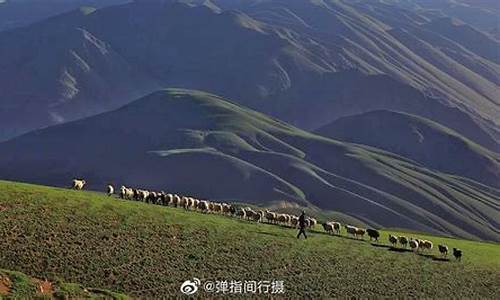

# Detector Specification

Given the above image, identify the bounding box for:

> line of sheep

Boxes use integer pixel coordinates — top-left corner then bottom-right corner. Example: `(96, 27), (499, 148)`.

(322, 221), (463, 261)
(101, 182), (319, 228)
(72, 179), (463, 261)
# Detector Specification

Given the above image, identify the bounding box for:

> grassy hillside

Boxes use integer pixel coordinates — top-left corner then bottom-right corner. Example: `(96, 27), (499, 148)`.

(0, 89), (498, 241)
(0, 180), (498, 298)
(0, 268), (129, 299)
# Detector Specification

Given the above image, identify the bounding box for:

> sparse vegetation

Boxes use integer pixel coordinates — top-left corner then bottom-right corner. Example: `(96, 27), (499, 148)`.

(0, 180), (498, 298)
(0, 268), (129, 299)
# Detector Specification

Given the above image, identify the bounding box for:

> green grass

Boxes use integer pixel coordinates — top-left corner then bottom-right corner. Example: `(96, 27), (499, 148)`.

(0, 180), (498, 298)
(0, 268), (128, 299)
(0, 269), (38, 298)
(53, 282), (129, 300)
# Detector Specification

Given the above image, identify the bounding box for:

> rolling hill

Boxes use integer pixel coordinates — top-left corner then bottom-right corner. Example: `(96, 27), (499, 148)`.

(0, 89), (498, 241)
(0, 180), (498, 298)
(0, 0), (497, 152)
(315, 110), (500, 189)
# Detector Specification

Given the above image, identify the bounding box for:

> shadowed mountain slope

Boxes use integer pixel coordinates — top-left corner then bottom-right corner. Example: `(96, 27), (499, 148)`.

(0, 0), (128, 32)
(315, 110), (500, 189)
(0, 89), (498, 241)
(0, 7), (157, 140)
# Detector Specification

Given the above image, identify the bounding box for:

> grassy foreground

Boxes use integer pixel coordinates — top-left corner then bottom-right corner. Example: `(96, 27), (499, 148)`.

(0, 268), (129, 299)
(0, 180), (499, 298)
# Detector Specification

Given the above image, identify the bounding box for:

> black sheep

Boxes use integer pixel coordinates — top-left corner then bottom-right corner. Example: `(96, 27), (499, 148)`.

(453, 248), (462, 261)
(366, 228), (380, 242)
(438, 244), (448, 256)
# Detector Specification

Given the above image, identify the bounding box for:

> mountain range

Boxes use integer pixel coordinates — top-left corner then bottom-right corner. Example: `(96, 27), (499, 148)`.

(0, 0), (498, 151)
(0, 0), (498, 241)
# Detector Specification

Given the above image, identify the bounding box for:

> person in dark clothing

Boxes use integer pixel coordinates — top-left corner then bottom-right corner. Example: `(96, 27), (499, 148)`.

(297, 211), (307, 239)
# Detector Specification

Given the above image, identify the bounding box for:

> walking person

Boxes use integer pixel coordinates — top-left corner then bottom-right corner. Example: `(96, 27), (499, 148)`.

(297, 211), (307, 239)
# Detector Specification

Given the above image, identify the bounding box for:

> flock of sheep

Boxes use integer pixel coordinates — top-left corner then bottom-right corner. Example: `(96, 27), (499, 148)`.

(322, 220), (462, 261)
(71, 179), (463, 261)
(116, 183), (318, 227)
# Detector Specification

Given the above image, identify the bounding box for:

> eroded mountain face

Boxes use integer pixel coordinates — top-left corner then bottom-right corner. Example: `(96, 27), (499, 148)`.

(0, 0), (498, 153)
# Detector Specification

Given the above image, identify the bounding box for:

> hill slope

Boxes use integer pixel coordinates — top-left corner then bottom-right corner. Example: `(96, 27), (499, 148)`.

(0, 89), (498, 241)
(315, 110), (500, 189)
(0, 180), (498, 298)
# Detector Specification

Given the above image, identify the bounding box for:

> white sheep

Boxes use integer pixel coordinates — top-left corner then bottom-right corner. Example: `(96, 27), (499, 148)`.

(189, 198), (198, 209)
(184, 197), (193, 209)
(107, 184), (114, 196)
(213, 203), (223, 213)
(251, 211), (261, 222)
(308, 218), (317, 228)
(345, 225), (358, 238)
(135, 189), (149, 202)
(409, 238), (419, 251)
(179, 196), (187, 208)
(165, 194), (174, 206)
(332, 222), (341, 235)
(277, 214), (287, 224)
(237, 208), (247, 219)
(192, 198), (200, 209)
(245, 208), (257, 220)
(222, 203), (232, 215)
(323, 222), (334, 234)
(265, 210), (277, 224)
(420, 240), (433, 252)
(197, 200), (209, 212)
(173, 194), (181, 207)
(119, 186), (127, 199)
(284, 214), (291, 225)
(121, 186), (134, 200)
(72, 179), (86, 190)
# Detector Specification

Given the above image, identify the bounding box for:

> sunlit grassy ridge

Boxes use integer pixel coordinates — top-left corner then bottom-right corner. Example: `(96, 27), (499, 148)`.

(0, 180), (498, 298)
